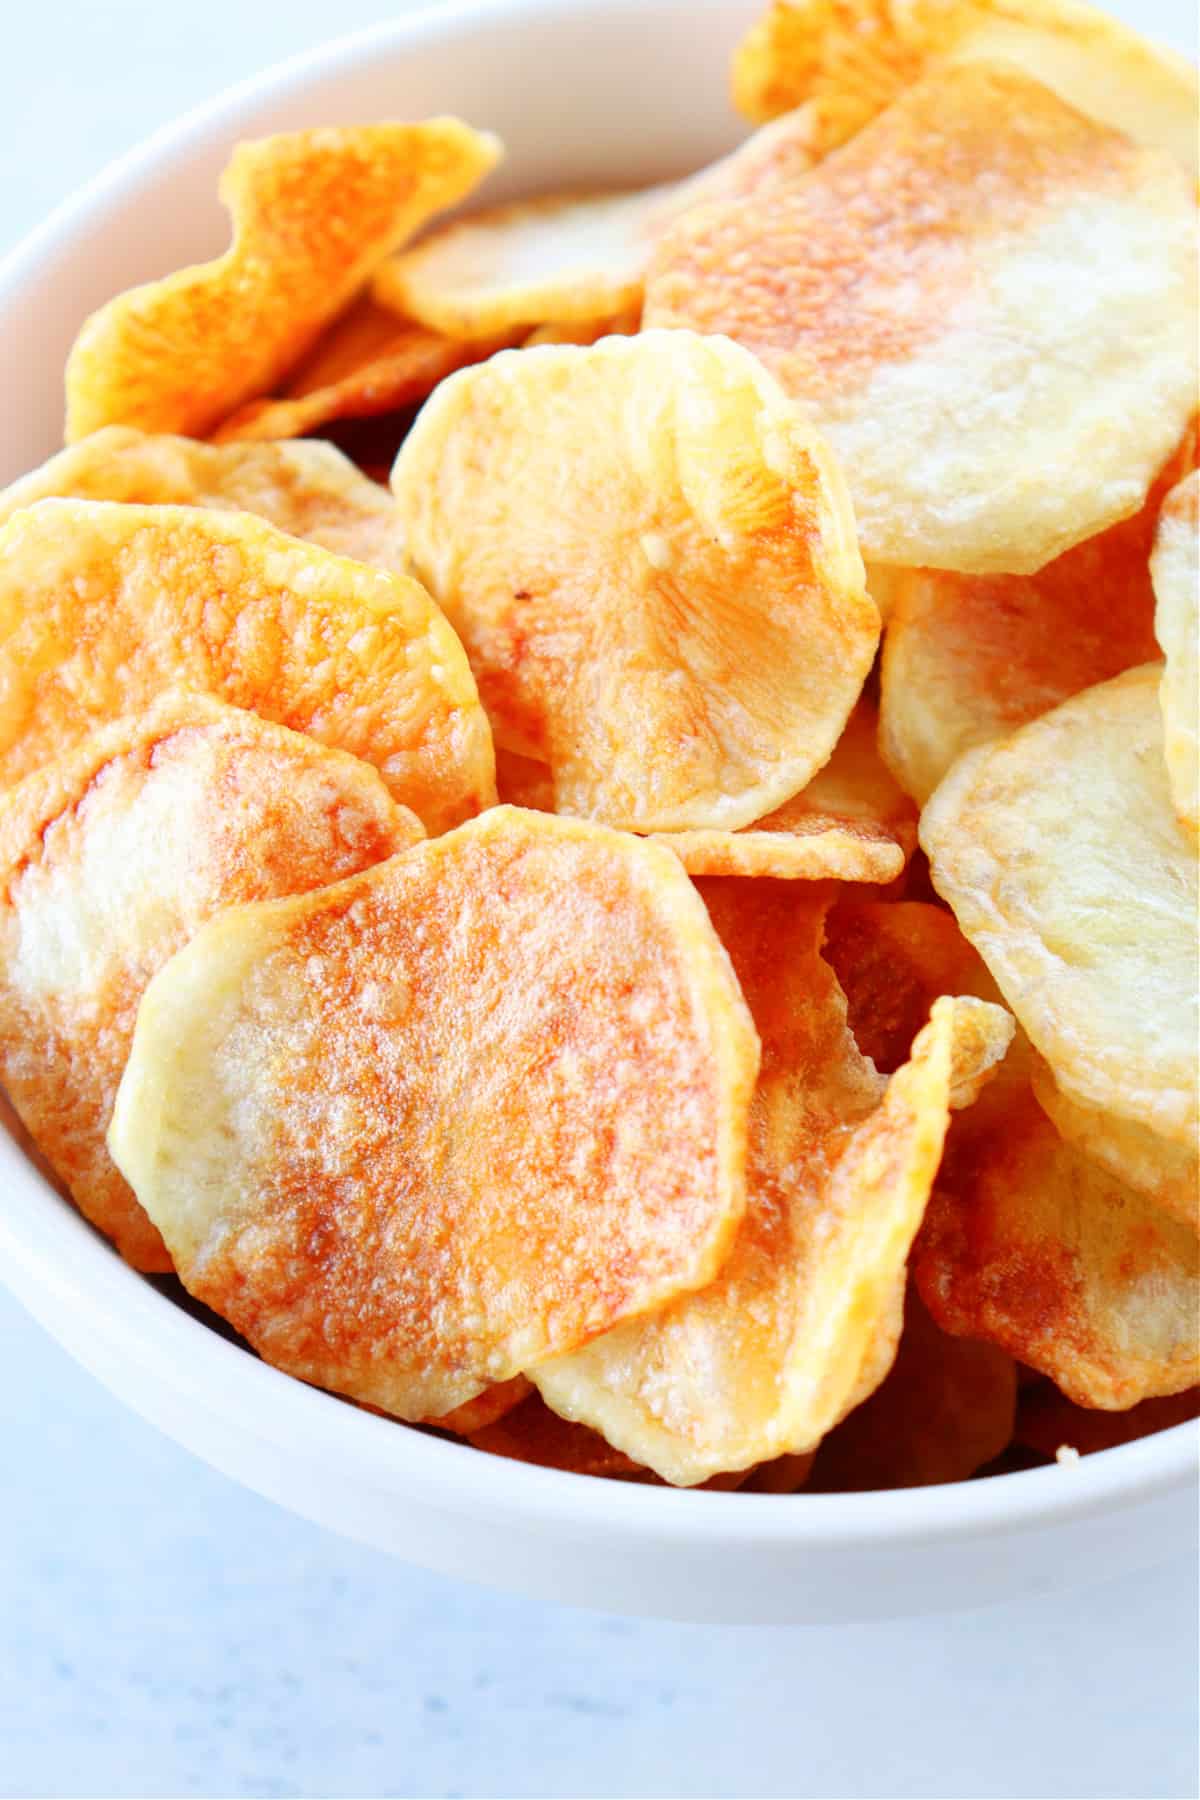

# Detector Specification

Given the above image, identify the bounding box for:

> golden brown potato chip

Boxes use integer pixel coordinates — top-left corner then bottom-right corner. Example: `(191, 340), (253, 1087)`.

(1029, 1057), (1198, 1233)
(427, 1377), (534, 1435)
(809, 1286), (1017, 1489)
(0, 694), (420, 1270)
(916, 1074), (1200, 1408)
(213, 296), (513, 445)
(394, 331), (875, 832)
(532, 876), (1011, 1485)
(1016, 1384), (1200, 1460)
(372, 109), (820, 339)
(65, 121), (501, 442)
(1152, 469), (1199, 834)
(0, 499), (494, 833)
(647, 63), (1198, 574)
(921, 666), (1198, 1149)
(741, 1452), (816, 1492)
(108, 807), (759, 1419)
(731, 0), (1198, 175)
(469, 1393), (645, 1478)
(879, 433), (1195, 803)
(0, 427), (408, 575)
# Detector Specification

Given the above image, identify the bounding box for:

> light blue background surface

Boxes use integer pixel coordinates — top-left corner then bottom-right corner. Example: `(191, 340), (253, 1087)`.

(1, 5), (1196, 1796)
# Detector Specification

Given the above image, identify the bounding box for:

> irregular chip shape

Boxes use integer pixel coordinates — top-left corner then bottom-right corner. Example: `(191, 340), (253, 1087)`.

(809, 1286), (1017, 1489)
(648, 63), (1198, 574)
(522, 308), (641, 348)
(0, 500), (494, 834)
(108, 808), (759, 1419)
(1029, 1057), (1198, 1233)
(394, 331), (875, 832)
(533, 875), (1008, 1486)
(470, 1393), (645, 1478)
(730, 0), (1198, 175)
(1152, 469), (1199, 833)
(0, 695), (420, 1270)
(879, 432), (1194, 803)
(0, 427), (408, 576)
(921, 666), (1199, 1146)
(916, 1077), (1200, 1408)
(65, 121), (501, 441)
(427, 1378), (534, 1435)
(1016, 1384), (1200, 1460)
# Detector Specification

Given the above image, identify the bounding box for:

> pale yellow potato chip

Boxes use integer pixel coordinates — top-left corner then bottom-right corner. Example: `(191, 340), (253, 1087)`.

(0, 694), (420, 1271)
(647, 62), (1198, 574)
(879, 432), (1194, 803)
(731, 0), (1198, 175)
(394, 331), (875, 832)
(532, 876), (1011, 1486)
(108, 808), (759, 1420)
(1152, 469), (1199, 834)
(921, 666), (1198, 1147)
(0, 499), (494, 834)
(809, 1286), (1017, 1489)
(916, 1073), (1200, 1408)
(522, 307), (641, 347)
(0, 427), (408, 575)
(1030, 1056), (1198, 1232)
(65, 121), (501, 441)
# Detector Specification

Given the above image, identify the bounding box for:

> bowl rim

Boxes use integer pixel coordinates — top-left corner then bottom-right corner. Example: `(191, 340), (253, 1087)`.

(0, 0), (1195, 1549)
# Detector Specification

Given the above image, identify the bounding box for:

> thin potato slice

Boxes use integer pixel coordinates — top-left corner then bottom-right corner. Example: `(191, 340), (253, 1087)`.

(428, 1378), (534, 1435)
(1152, 470), (1199, 833)
(647, 63), (1198, 574)
(921, 666), (1198, 1146)
(394, 331), (875, 832)
(533, 875), (1011, 1486)
(108, 808), (759, 1419)
(523, 308), (641, 347)
(0, 694), (420, 1271)
(1030, 1057), (1198, 1233)
(0, 427), (408, 575)
(809, 1286), (1017, 1489)
(65, 121), (500, 442)
(879, 433), (1194, 803)
(1016, 1384), (1200, 1460)
(916, 1076), (1200, 1408)
(0, 500), (494, 833)
(731, 0), (1198, 175)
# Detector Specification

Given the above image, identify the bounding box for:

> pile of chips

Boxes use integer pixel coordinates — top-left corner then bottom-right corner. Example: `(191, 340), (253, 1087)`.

(0, 0), (1195, 1489)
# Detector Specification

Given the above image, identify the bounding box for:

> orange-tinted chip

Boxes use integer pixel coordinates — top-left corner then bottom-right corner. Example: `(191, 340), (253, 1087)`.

(108, 808), (759, 1419)
(0, 427), (408, 576)
(534, 877), (1011, 1485)
(0, 694), (419, 1270)
(428, 1377), (534, 1435)
(470, 1393), (644, 1478)
(394, 331), (875, 832)
(65, 121), (501, 441)
(1015, 1384), (1200, 1460)
(0, 499), (494, 833)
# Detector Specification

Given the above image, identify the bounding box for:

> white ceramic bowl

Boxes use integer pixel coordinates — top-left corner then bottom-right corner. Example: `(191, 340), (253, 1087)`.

(0, 0), (1195, 1625)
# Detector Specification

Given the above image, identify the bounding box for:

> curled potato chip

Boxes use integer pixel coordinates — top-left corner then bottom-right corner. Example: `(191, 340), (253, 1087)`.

(1016, 1383), (1200, 1460)
(0, 694), (419, 1271)
(394, 331), (875, 832)
(427, 1377), (533, 1435)
(1029, 1057), (1197, 1233)
(879, 433), (1195, 803)
(809, 1286), (1017, 1489)
(0, 427), (408, 576)
(921, 666), (1198, 1147)
(916, 1074), (1200, 1408)
(731, 0), (1198, 174)
(648, 63), (1198, 574)
(65, 121), (501, 442)
(213, 297), (513, 445)
(533, 875), (1009, 1486)
(1152, 469), (1199, 834)
(108, 807), (759, 1419)
(0, 499), (494, 834)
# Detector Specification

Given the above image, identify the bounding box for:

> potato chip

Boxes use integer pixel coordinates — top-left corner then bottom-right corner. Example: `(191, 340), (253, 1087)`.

(730, 0), (1198, 175)
(428, 1377), (533, 1435)
(809, 1286), (1017, 1489)
(108, 807), (759, 1419)
(394, 331), (875, 832)
(916, 1075), (1200, 1408)
(532, 875), (1011, 1485)
(1152, 469), (1199, 834)
(879, 433), (1195, 803)
(1029, 1057), (1198, 1233)
(372, 109), (820, 339)
(1016, 1384), (1200, 1460)
(522, 308), (641, 348)
(213, 296), (513, 445)
(921, 666), (1198, 1148)
(741, 1452), (816, 1492)
(469, 1393), (645, 1477)
(65, 121), (501, 441)
(0, 694), (420, 1271)
(0, 427), (408, 576)
(0, 499), (494, 833)
(647, 63), (1198, 574)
